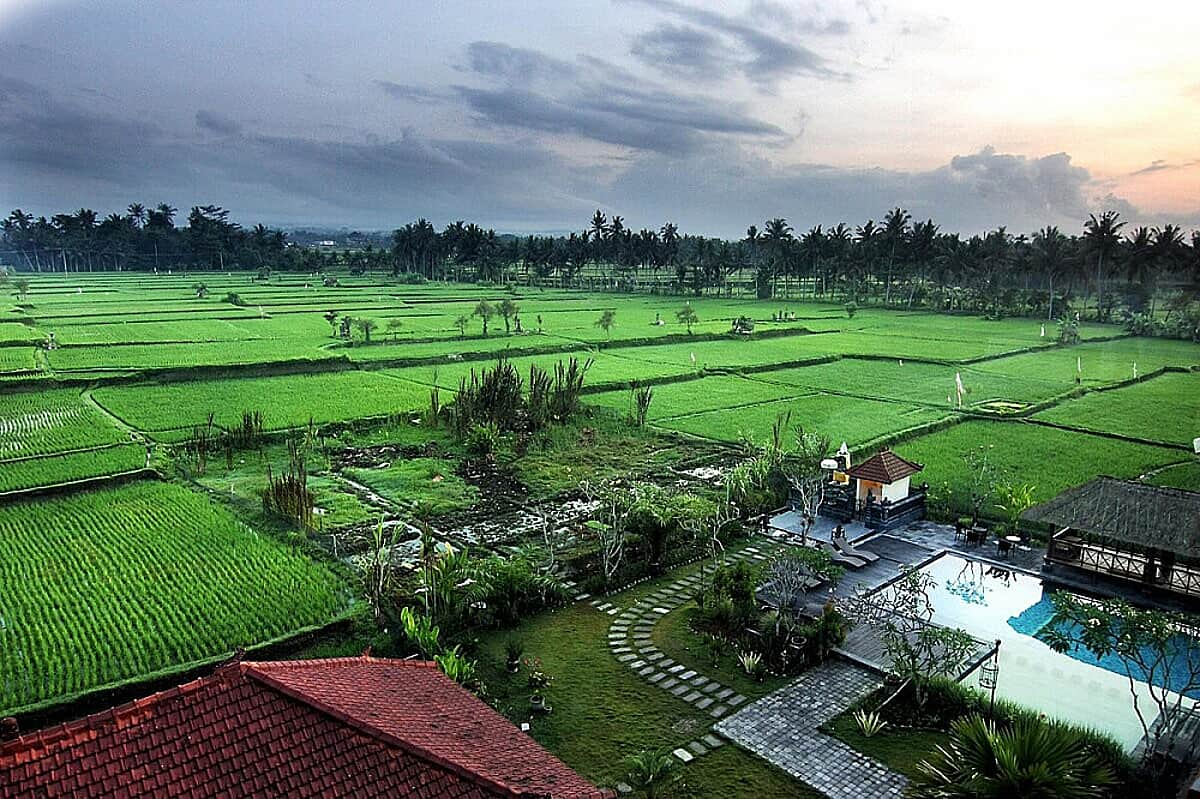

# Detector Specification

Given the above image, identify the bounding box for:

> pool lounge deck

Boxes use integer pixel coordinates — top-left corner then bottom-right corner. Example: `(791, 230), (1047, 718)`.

(834, 616), (997, 678)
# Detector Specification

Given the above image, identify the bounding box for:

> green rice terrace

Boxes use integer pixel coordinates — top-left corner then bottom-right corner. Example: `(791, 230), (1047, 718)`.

(1, 271), (1197, 796)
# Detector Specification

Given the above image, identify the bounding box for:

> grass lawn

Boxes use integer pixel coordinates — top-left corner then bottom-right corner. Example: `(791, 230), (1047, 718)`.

(511, 410), (714, 498)
(473, 555), (818, 796)
(194, 444), (379, 530)
(821, 710), (946, 779)
(652, 605), (790, 700)
(342, 457), (477, 515)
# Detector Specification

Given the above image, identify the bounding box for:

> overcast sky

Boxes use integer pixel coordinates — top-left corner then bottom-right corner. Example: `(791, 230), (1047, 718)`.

(0, 0), (1196, 236)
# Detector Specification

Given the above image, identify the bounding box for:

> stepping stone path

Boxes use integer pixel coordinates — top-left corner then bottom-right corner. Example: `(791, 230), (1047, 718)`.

(716, 660), (908, 799)
(604, 547), (768, 769)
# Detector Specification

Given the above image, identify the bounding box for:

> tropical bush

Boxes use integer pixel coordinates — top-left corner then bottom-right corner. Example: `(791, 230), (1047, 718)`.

(908, 714), (1116, 799)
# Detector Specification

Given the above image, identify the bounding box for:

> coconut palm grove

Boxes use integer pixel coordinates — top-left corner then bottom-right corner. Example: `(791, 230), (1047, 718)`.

(0, 2), (1197, 797)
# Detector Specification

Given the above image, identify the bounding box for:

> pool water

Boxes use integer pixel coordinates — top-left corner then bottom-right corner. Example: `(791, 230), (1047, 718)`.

(904, 553), (1197, 749)
(1009, 597), (1200, 700)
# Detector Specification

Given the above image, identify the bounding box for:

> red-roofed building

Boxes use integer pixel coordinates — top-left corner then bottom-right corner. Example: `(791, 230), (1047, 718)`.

(0, 656), (607, 799)
(847, 449), (923, 505)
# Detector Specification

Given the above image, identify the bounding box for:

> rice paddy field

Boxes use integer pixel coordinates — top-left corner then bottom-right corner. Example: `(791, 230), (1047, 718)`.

(0, 481), (350, 712)
(1, 271), (1196, 717)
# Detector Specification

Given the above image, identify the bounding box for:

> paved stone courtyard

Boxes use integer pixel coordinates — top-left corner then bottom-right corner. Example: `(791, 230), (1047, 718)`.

(590, 520), (1034, 797)
(717, 660), (908, 799)
(595, 542), (911, 797)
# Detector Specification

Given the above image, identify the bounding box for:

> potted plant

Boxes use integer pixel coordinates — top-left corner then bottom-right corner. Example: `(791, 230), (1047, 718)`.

(504, 637), (524, 673)
(525, 658), (552, 713)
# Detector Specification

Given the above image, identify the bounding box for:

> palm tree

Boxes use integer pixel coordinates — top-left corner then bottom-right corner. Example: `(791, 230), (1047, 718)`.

(1032, 226), (1069, 320)
(126, 203), (146, 228)
(763, 217), (793, 297)
(1123, 226), (1155, 313)
(909, 714), (1115, 798)
(1151, 225), (1186, 314)
(497, 298), (519, 334)
(473, 299), (495, 336)
(1083, 211), (1124, 321)
(590, 209), (608, 268)
(881, 206), (911, 304)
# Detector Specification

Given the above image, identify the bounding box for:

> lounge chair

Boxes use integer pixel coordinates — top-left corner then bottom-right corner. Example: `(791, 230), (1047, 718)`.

(834, 536), (880, 564)
(821, 543), (865, 569)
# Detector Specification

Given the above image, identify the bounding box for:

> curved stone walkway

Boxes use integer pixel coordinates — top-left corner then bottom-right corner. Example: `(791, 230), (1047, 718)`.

(604, 546), (770, 776)
(601, 543), (908, 798)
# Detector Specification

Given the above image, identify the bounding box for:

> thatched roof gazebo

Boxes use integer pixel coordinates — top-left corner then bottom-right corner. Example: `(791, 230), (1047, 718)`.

(1025, 477), (1200, 598)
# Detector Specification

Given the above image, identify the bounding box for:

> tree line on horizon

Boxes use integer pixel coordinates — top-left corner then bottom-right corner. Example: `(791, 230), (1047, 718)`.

(4, 203), (1198, 331)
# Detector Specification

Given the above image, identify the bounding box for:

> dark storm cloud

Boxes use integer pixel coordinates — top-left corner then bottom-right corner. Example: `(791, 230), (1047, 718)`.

(465, 41), (578, 85)
(623, 0), (848, 87)
(0, 73), (172, 183)
(376, 81), (451, 104)
(629, 25), (733, 80)
(195, 110), (242, 136)
(211, 130), (593, 224)
(598, 144), (1114, 236)
(452, 41), (788, 154)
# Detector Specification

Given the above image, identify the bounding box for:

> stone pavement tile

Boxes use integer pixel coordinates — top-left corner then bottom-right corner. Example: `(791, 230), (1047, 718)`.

(660, 677), (679, 689)
(671, 684), (690, 697)
(690, 676), (709, 688)
(678, 670), (696, 680)
(672, 748), (693, 763)
(631, 660), (646, 670)
(728, 694), (747, 706)
(612, 646), (631, 654)
(658, 658), (676, 669)
(709, 705), (728, 718)
(714, 661), (908, 799)
(615, 782), (632, 795)
(682, 691), (702, 703)
(695, 697), (713, 710)
(687, 741), (708, 756)
(617, 654), (637, 663)
(714, 688), (734, 700)
(701, 733), (725, 748)
(648, 672), (667, 684)
(667, 664), (684, 674)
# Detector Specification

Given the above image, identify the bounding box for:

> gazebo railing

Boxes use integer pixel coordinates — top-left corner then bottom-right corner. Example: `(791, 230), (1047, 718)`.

(1047, 531), (1200, 597)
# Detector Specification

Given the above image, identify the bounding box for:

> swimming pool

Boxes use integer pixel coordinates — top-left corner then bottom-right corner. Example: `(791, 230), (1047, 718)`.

(905, 553), (1196, 749)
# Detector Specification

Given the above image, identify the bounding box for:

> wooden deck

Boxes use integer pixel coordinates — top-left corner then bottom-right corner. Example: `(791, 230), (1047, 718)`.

(835, 620), (996, 680)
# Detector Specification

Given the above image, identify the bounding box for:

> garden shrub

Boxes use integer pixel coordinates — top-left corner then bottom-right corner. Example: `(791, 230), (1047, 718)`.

(862, 677), (1133, 783)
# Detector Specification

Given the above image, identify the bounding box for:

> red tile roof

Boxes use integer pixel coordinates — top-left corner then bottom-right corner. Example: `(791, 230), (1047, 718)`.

(0, 656), (606, 799)
(848, 449), (923, 484)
